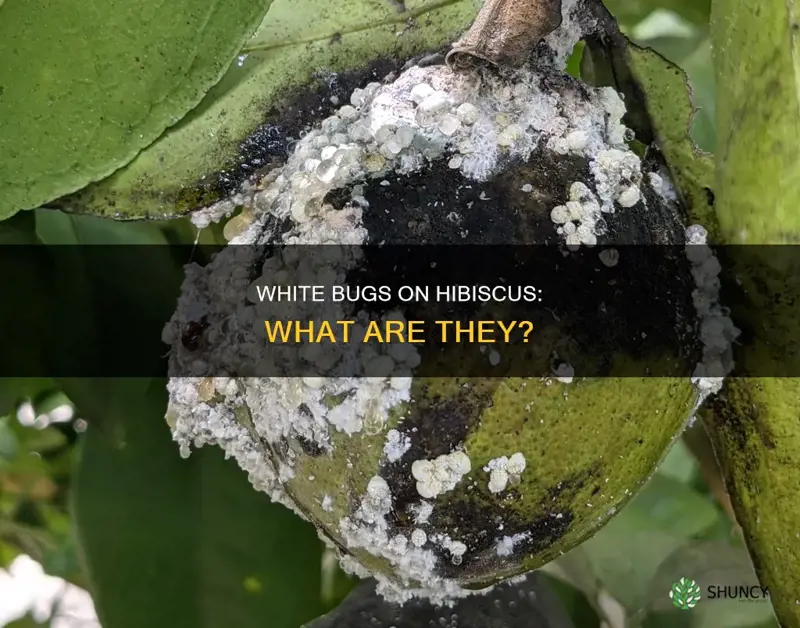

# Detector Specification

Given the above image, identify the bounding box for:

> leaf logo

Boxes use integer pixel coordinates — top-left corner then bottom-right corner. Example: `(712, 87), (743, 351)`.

(670, 577), (702, 610)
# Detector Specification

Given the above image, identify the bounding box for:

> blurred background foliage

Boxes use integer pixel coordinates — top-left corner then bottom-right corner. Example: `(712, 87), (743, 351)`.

(0, 0), (778, 627)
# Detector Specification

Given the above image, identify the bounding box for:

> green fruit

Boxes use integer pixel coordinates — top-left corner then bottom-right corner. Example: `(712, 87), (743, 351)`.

(286, 376), (698, 588)
(164, 49), (715, 603)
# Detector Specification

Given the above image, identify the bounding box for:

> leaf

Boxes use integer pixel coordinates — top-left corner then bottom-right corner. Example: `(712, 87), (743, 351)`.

(656, 439), (699, 486)
(602, 0), (711, 28)
(320, 547), (359, 610)
(34, 208), (171, 246)
(0, 0), (274, 217)
(568, 472), (720, 614)
(541, 573), (602, 628)
(71, 378), (330, 628)
(581, 28), (718, 238)
(304, 572), (576, 628)
(0, 415), (17, 461)
(620, 44), (718, 238)
(34, 209), (179, 368)
(58, 0), (478, 219)
(644, 540), (778, 627)
(0, 539), (19, 567)
(0, 212), (53, 381)
(631, 35), (716, 152)
(9, 422), (67, 456)
(676, 40), (715, 152)
(0, 519), (57, 563)
(39, 537), (86, 590)
(0, 210), (39, 245)
(29, 210), (184, 442)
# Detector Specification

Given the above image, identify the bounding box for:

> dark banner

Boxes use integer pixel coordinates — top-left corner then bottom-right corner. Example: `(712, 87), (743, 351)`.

(1, 244), (797, 377)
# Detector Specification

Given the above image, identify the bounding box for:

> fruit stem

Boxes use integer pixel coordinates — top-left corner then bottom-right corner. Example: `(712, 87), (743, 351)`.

(446, 0), (563, 69)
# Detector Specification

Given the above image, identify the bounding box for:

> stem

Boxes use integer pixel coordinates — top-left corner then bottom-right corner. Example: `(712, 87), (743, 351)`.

(701, 382), (800, 627)
(682, 420), (740, 529)
(446, 0), (563, 69)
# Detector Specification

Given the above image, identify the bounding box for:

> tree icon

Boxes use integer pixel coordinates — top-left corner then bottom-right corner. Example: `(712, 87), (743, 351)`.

(670, 578), (702, 610)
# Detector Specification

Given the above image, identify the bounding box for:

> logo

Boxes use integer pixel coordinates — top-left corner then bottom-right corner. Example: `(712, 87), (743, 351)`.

(670, 578), (702, 610)
(707, 585), (770, 601)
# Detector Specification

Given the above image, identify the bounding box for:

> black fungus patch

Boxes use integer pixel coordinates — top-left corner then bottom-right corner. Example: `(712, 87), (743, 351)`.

(382, 380), (496, 525)
(708, 385), (762, 484)
(321, 150), (699, 377)
(326, 150), (585, 245)
(428, 464), (606, 582)
(293, 405), (326, 457)
(327, 147), (688, 247)
(244, 214), (297, 284)
(295, 434), (326, 458)
(383, 427), (605, 584)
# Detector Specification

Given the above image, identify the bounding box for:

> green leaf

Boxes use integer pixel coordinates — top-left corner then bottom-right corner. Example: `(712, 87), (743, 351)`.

(0, 415), (17, 461)
(0, 0), (274, 217)
(39, 535), (86, 589)
(632, 35), (716, 152)
(622, 44), (718, 238)
(58, 0), (478, 219)
(9, 422), (68, 456)
(0, 519), (57, 563)
(0, 539), (20, 567)
(581, 31), (717, 238)
(0, 212), (53, 380)
(645, 541), (778, 627)
(71, 378), (329, 628)
(655, 440), (698, 485)
(32, 205), (183, 354)
(676, 40), (715, 152)
(570, 472), (720, 613)
(34, 210), (182, 435)
(34, 208), (171, 246)
(542, 573), (602, 628)
(320, 548), (359, 610)
(602, 0), (711, 28)
(0, 210), (39, 245)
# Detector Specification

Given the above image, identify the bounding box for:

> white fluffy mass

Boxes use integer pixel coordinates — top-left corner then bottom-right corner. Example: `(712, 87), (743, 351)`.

(484, 453), (526, 493)
(411, 451), (472, 499)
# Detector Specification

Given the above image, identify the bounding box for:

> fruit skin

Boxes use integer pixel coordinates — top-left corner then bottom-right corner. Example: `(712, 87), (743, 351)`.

(281, 376), (699, 588)
(165, 55), (711, 600)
